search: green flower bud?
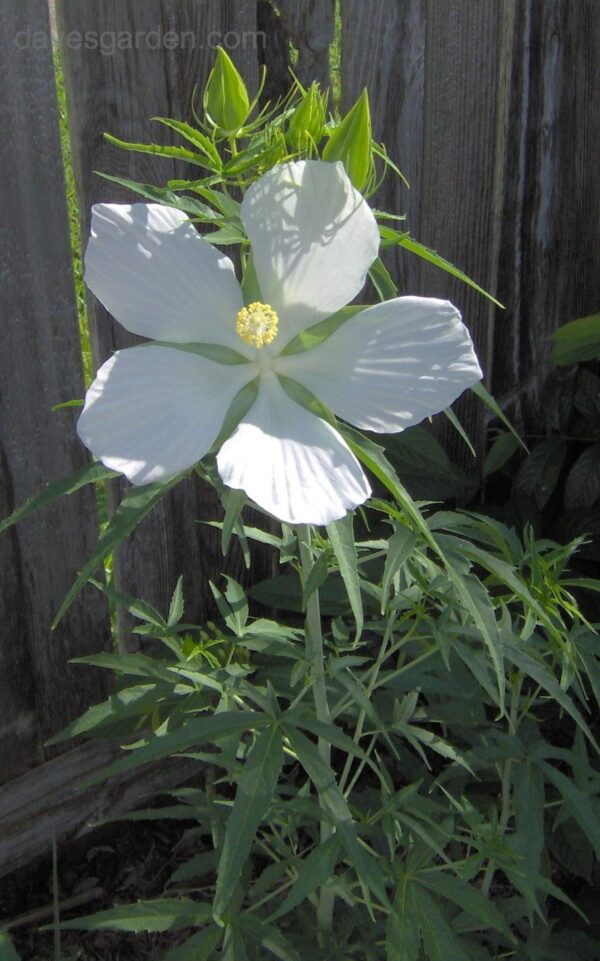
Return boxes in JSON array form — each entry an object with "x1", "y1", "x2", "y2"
[
  {"x1": 204, "y1": 47, "x2": 250, "y2": 136},
  {"x1": 322, "y1": 88, "x2": 373, "y2": 192},
  {"x1": 286, "y1": 83, "x2": 326, "y2": 152}
]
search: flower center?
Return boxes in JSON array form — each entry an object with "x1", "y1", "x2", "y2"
[{"x1": 236, "y1": 302, "x2": 279, "y2": 348}]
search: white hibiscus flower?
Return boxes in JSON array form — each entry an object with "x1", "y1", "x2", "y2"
[{"x1": 78, "y1": 160, "x2": 482, "y2": 525}]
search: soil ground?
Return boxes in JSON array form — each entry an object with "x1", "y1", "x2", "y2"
[{"x1": 0, "y1": 814, "x2": 200, "y2": 960}]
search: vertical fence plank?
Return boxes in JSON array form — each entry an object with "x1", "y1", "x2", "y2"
[
  {"x1": 0, "y1": 0, "x2": 111, "y2": 782},
  {"x1": 494, "y1": 0, "x2": 600, "y2": 423},
  {"x1": 342, "y1": 0, "x2": 515, "y2": 463},
  {"x1": 57, "y1": 0, "x2": 266, "y2": 644},
  {"x1": 343, "y1": 0, "x2": 600, "y2": 447}
]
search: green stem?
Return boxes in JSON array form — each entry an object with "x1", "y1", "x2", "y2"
[
  {"x1": 297, "y1": 524, "x2": 335, "y2": 938},
  {"x1": 481, "y1": 674, "x2": 522, "y2": 898}
]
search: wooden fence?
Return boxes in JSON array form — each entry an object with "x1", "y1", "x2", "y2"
[{"x1": 1, "y1": 0, "x2": 598, "y2": 873}]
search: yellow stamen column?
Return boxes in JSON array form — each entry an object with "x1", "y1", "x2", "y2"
[{"x1": 236, "y1": 302, "x2": 279, "y2": 349}]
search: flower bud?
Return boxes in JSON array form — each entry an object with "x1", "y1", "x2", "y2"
[
  {"x1": 287, "y1": 83, "x2": 326, "y2": 152},
  {"x1": 204, "y1": 47, "x2": 250, "y2": 136},
  {"x1": 322, "y1": 88, "x2": 373, "y2": 192}
]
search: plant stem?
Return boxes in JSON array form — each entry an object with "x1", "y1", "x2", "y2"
[
  {"x1": 481, "y1": 674, "x2": 522, "y2": 898},
  {"x1": 297, "y1": 524, "x2": 335, "y2": 938}
]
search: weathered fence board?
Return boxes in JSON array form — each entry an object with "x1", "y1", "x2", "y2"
[
  {"x1": 0, "y1": 0, "x2": 111, "y2": 784},
  {"x1": 342, "y1": 0, "x2": 600, "y2": 440},
  {"x1": 494, "y1": 0, "x2": 600, "y2": 422},
  {"x1": 342, "y1": 0, "x2": 514, "y2": 462},
  {"x1": 0, "y1": 741, "x2": 199, "y2": 879},
  {"x1": 57, "y1": 0, "x2": 269, "y2": 645}
]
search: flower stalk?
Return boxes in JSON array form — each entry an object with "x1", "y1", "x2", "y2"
[{"x1": 296, "y1": 524, "x2": 336, "y2": 938}]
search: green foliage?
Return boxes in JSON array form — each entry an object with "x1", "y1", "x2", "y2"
[
  {"x1": 51, "y1": 491, "x2": 600, "y2": 959},
  {"x1": 482, "y1": 325, "x2": 600, "y2": 562},
  {"x1": 552, "y1": 314, "x2": 600, "y2": 366},
  {"x1": 100, "y1": 48, "x2": 497, "y2": 306},
  {"x1": 322, "y1": 88, "x2": 373, "y2": 192}
]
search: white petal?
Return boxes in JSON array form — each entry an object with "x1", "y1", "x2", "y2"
[
  {"x1": 77, "y1": 346, "x2": 253, "y2": 485},
  {"x1": 85, "y1": 203, "x2": 244, "y2": 348},
  {"x1": 217, "y1": 372, "x2": 370, "y2": 525},
  {"x1": 277, "y1": 297, "x2": 483, "y2": 432},
  {"x1": 240, "y1": 160, "x2": 380, "y2": 344}
]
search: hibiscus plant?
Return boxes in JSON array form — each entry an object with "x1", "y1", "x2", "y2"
[{"x1": 4, "y1": 50, "x2": 600, "y2": 961}]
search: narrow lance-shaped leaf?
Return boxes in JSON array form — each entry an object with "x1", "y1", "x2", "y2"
[
  {"x1": 267, "y1": 835, "x2": 340, "y2": 922},
  {"x1": 52, "y1": 472, "x2": 187, "y2": 628},
  {"x1": 46, "y1": 898, "x2": 211, "y2": 932},
  {"x1": 386, "y1": 875, "x2": 421, "y2": 961},
  {"x1": 213, "y1": 724, "x2": 283, "y2": 921},
  {"x1": 381, "y1": 228, "x2": 503, "y2": 308},
  {"x1": 341, "y1": 424, "x2": 507, "y2": 711},
  {"x1": 0, "y1": 461, "x2": 118, "y2": 536},
  {"x1": 81, "y1": 711, "x2": 267, "y2": 786},
  {"x1": 327, "y1": 514, "x2": 364, "y2": 640},
  {"x1": 541, "y1": 761, "x2": 600, "y2": 859}
]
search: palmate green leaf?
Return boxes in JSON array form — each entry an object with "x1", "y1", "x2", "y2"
[
  {"x1": 541, "y1": 762, "x2": 600, "y2": 858},
  {"x1": 380, "y1": 229, "x2": 503, "y2": 308},
  {"x1": 0, "y1": 461, "x2": 117, "y2": 535},
  {"x1": 53, "y1": 472, "x2": 187, "y2": 628},
  {"x1": 267, "y1": 835, "x2": 340, "y2": 922},
  {"x1": 49, "y1": 898, "x2": 211, "y2": 932},
  {"x1": 213, "y1": 724, "x2": 283, "y2": 921},
  {"x1": 326, "y1": 514, "x2": 364, "y2": 639},
  {"x1": 82, "y1": 711, "x2": 267, "y2": 786}
]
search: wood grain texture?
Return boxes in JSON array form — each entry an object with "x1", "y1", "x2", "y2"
[
  {"x1": 342, "y1": 0, "x2": 515, "y2": 465},
  {"x1": 279, "y1": 0, "x2": 335, "y2": 88},
  {"x1": 0, "y1": 740, "x2": 199, "y2": 878},
  {"x1": 342, "y1": 0, "x2": 600, "y2": 450},
  {"x1": 0, "y1": 0, "x2": 111, "y2": 782},
  {"x1": 494, "y1": 0, "x2": 600, "y2": 428},
  {"x1": 57, "y1": 0, "x2": 271, "y2": 648}
]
